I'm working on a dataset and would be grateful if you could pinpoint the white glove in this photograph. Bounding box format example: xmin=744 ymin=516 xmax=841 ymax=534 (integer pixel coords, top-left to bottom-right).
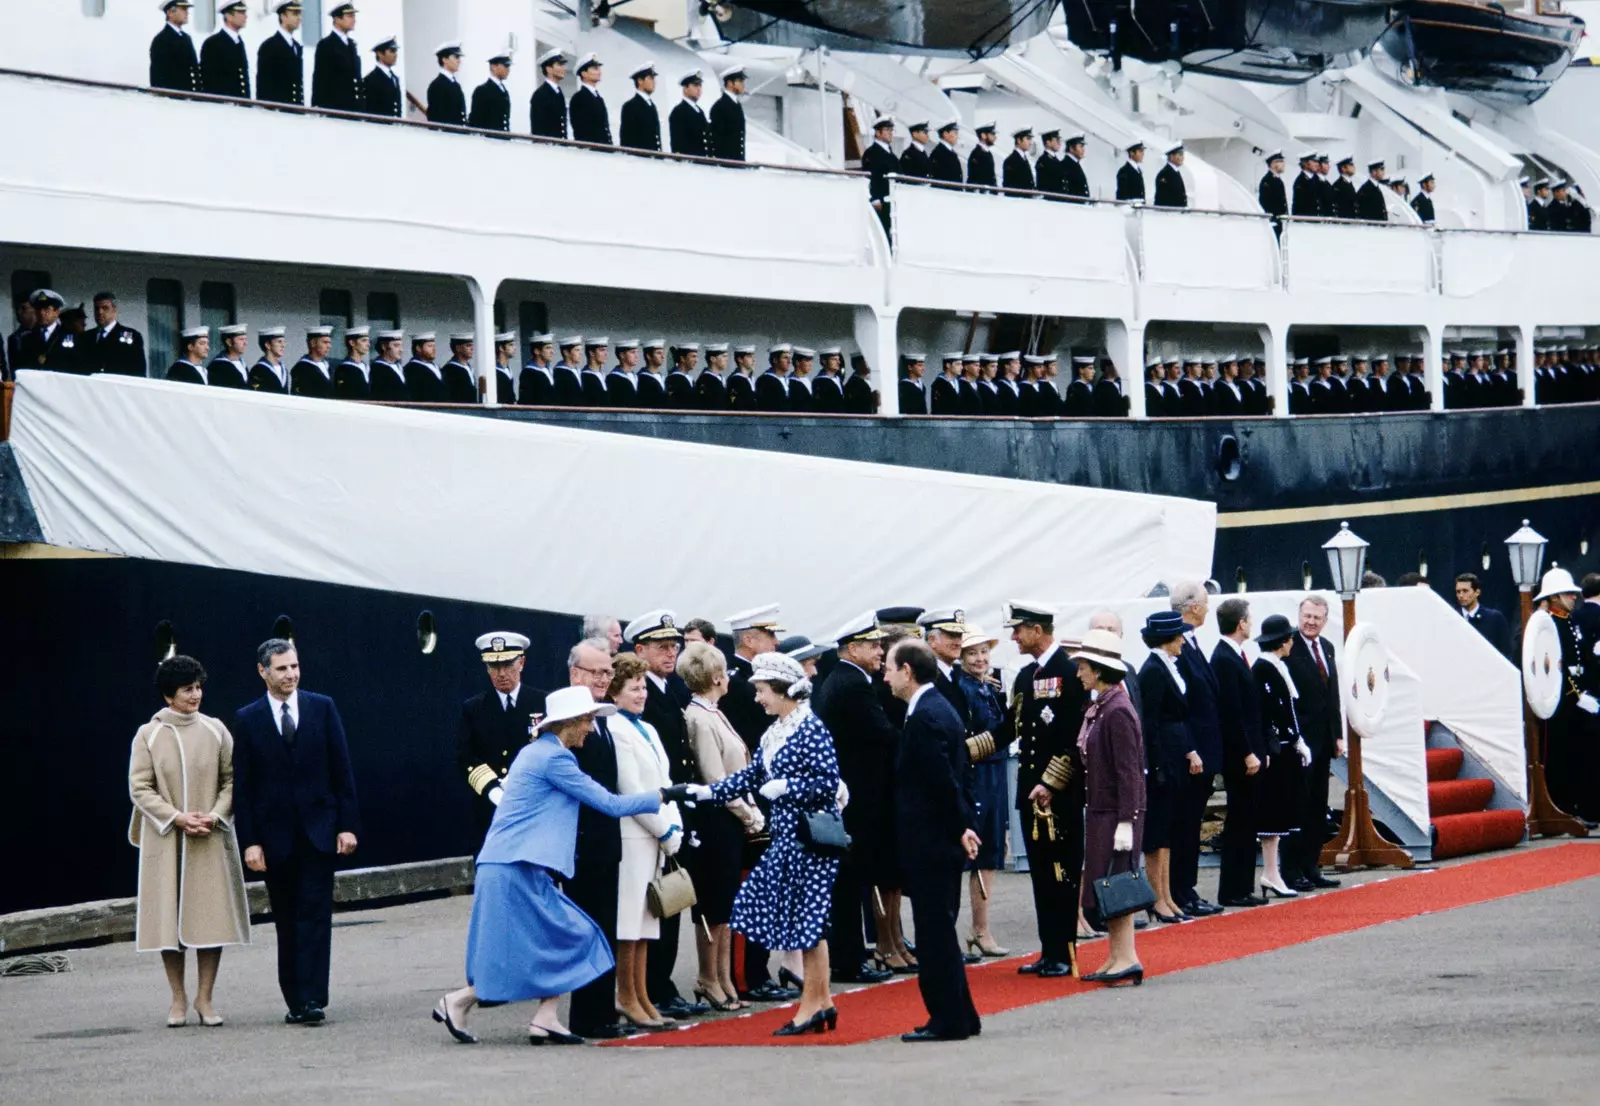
xmin=836 ymin=780 xmax=851 ymax=811
xmin=758 ymin=778 xmax=789 ymax=800
xmin=1295 ymin=739 xmax=1312 ymax=767
xmin=686 ymin=783 xmax=713 ymax=802
xmin=1578 ymin=693 xmax=1600 ymax=715
xmin=1112 ymin=821 xmax=1134 ymax=853
xmin=487 ymin=786 xmax=504 ymax=807
xmin=661 ymin=828 xmax=682 ymax=857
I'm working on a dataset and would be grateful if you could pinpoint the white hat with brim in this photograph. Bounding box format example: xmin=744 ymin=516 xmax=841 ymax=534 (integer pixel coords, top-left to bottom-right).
xmin=537 ymin=686 xmax=616 ymax=731
xmin=1068 ymin=628 xmax=1128 ymax=673
xmin=959 ymin=627 xmax=1000 ymax=652
xmin=1535 ymin=567 xmax=1580 ymax=602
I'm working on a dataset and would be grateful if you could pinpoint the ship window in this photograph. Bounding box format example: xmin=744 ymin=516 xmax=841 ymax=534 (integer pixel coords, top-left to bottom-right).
xmin=366 ymin=292 xmax=400 ymax=330
xmin=11 ymin=269 xmax=51 ymax=307
xmin=1418 ymin=551 xmax=1428 ymax=579
xmin=1481 ymin=542 xmax=1492 ymax=572
xmin=272 ymin=615 xmax=295 ymax=642
xmin=146 ymin=278 xmax=184 ymax=380
xmin=1215 ymin=434 xmax=1242 ymax=481
xmin=155 ymin=620 xmax=177 ymax=661
xmin=200 ymin=281 xmax=236 ymax=334
xmin=319 ymin=288 xmax=353 ymax=350
xmin=1235 ymin=567 xmax=1247 ymax=593
xmin=1302 ymin=561 xmax=1313 ymax=591
xmin=81 ymin=0 xmax=107 ymax=16
xmin=519 ymin=301 xmax=549 ymax=343
xmin=417 ymin=611 xmax=438 ymax=655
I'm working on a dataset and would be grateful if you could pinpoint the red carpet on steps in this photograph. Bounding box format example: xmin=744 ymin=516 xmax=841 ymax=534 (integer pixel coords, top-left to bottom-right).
xmin=1426 ymin=747 xmax=1464 ymax=781
xmin=609 ymin=844 xmax=1600 ymax=1048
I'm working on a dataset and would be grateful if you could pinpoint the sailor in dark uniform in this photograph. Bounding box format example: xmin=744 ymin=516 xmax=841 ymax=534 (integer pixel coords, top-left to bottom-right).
xmin=468 ymin=50 xmax=514 ymax=132
xmin=1258 ymin=151 xmax=1288 ymax=223
xmin=1357 ymin=161 xmax=1389 ymax=222
xmin=958 ymin=354 xmax=983 ymax=415
xmin=710 ymin=65 xmax=747 ymax=161
xmin=330 ymin=325 xmax=371 ymax=399
xmin=457 ymin=632 xmax=546 ymax=845
xmin=150 ymin=2 xmax=201 ymax=93
xmin=1287 ymin=358 xmax=1312 ymax=414
xmin=201 ymin=2 xmax=251 ymax=99
xmin=1017 ymin=355 xmax=1046 ymax=416
xmin=1550 ymin=181 xmax=1578 ymax=232
xmin=491 ymin=332 xmax=517 ymax=403
xmin=931 ymin=353 xmax=964 ymax=414
xmin=1242 ymin=357 xmax=1271 ymax=414
xmin=1002 ymin=127 xmax=1035 ymax=192
xmin=579 ymin=337 xmax=611 ymax=406
xmin=1329 ymin=354 xmax=1354 ymax=412
xmin=530 ymin=49 xmax=568 ymax=139
xmin=665 ymin=342 xmax=697 ymax=409
xmin=1061 ymin=134 xmax=1091 ymax=200
xmin=844 ymin=353 xmax=876 ymax=414
xmin=899 ymin=351 xmax=928 ymax=414
xmin=967 ymin=122 xmax=998 ymax=189
xmin=256 ymin=1 xmax=305 ymax=107
xmin=166 ymin=326 xmax=211 ymax=384
xmin=669 ymin=69 xmax=713 ymax=157
xmin=428 ymin=43 xmax=467 ymax=126
xmin=1062 ymin=356 xmax=1095 ymax=416
xmin=756 ymin=343 xmax=792 ymax=412
xmin=726 ymin=344 xmax=758 ymax=411
xmin=1331 ymin=156 xmax=1357 ymax=219
xmin=363 ymin=35 xmax=403 ymax=118
xmin=1154 ymin=143 xmax=1188 ymax=208
xmin=1000 ymin=601 xmax=1088 ymax=978
xmin=553 ymin=335 xmax=585 ymax=405
xmin=369 ymin=329 xmax=408 ymax=400
xmin=811 ymin=347 xmax=845 ymax=413
xmin=690 ymin=343 xmax=726 ymax=410
xmin=929 ymin=120 xmax=964 ymax=185
xmin=993 ymin=352 xmax=1021 ymax=416
xmin=290 ymin=325 xmax=335 ymax=398
xmin=1116 ymin=142 xmax=1146 ymax=202
xmin=442 ymin=334 xmax=478 ymax=403
xmin=311 ymin=3 xmax=364 ymax=114
xmin=1165 ymin=359 xmax=1187 ymax=414
xmin=569 ymin=53 xmax=612 ymax=145
xmin=519 ymin=332 xmax=556 ymax=405
xmin=249 ymin=325 xmax=289 ymax=393
xmin=635 ymin=339 xmax=668 ymax=408
xmin=1314 ymin=153 xmax=1336 ymax=215
xmin=404 ymin=332 xmax=447 ymax=403
xmin=863 ymin=115 xmax=898 ymax=235
xmin=788 ymin=348 xmax=816 ymax=413
xmin=607 ymin=339 xmax=641 ymax=407
xmin=1034 ymin=129 xmax=1065 ymax=197
xmin=81 ymin=292 xmax=146 ymax=376
xmin=207 ymin=323 xmax=250 ymax=389
xmin=899 ymin=121 xmax=932 ymax=179
xmin=1093 ymin=359 xmax=1127 ymax=417
xmin=1307 ymin=356 xmax=1334 ymax=413
xmin=619 ymin=61 xmax=662 ymax=152
xmin=1210 ymin=357 xmax=1245 ymax=415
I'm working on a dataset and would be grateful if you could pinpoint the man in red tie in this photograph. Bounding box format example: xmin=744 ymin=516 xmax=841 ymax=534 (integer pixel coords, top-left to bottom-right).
xmin=1283 ymin=596 xmax=1345 ymax=891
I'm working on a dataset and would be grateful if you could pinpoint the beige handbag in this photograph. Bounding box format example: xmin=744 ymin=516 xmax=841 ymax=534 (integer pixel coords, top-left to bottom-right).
xmin=646 ymin=857 xmax=697 ymax=919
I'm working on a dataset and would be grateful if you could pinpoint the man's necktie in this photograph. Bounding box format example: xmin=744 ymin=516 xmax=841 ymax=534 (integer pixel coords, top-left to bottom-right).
xmin=1314 ymin=641 xmax=1328 ymax=682
xmin=281 ymin=702 xmax=297 ymax=747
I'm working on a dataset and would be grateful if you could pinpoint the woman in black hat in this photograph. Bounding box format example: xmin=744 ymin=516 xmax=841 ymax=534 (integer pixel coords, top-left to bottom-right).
xmin=1252 ymin=614 xmax=1311 ymax=898
xmin=1137 ymin=610 xmax=1202 ymax=923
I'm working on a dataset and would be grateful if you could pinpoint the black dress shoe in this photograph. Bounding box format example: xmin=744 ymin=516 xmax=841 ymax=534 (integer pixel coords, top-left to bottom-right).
xmin=1288 ymin=877 xmax=1318 ymax=893
xmin=962 ymin=951 xmax=982 ymax=965
xmin=284 ymin=1009 xmax=308 ymax=1025
xmin=1219 ymin=894 xmax=1267 ymax=908
xmin=1307 ymin=873 xmax=1342 ymax=888
xmin=742 ymin=981 xmax=800 ymax=1002
xmin=901 ymin=1027 xmax=968 ymax=1043
xmin=574 ymin=1022 xmax=639 ymax=1040
xmin=285 ymin=1005 xmax=325 ymax=1025
xmin=1036 ymin=960 xmax=1073 ymax=978
xmin=833 ymin=961 xmax=893 ymax=985
xmin=1016 ymin=958 xmax=1047 ymax=975
xmin=656 ymin=997 xmax=708 ymax=1019
xmin=777 ymin=967 xmax=805 ymax=990
xmin=528 ymin=1026 xmax=586 ymax=1045
xmin=1132 ymin=915 xmax=1149 ymax=930
xmin=1184 ymin=899 xmax=1224 ymax=917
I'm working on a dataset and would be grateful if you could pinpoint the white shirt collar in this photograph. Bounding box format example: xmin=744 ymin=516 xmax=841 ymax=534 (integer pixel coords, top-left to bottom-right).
xmin=906 ymin=682 xmax=934 ymax=718
xmin=638 ymin=92 xmax=654 ymax=105
xmin=1036 ymin=640 xmax=1060 ymax=669
xmin=1221 ymin=635 xmax=1246 ymax=656
xmin=1157 ymin=648 xmax=1187 ymax=692
xmin=546 ymin=76 xmax=562 ymax=90
xmin=376 ymin=62 xmax=394 ymax=77
xmin=646 ymin=671 xmax=668 ymax=693
xmin=492 ymin=77 xmax=506 ymax=90
xmin=333 ymin=29 xmax=351 ymax=44
xmin=268 ymin=689 xmax=300 ymax=729
xmin=279 ymin=28 xmax=298 ymax=46
xmin=223 ymin=27 xmax=242 ymax=44
xmin=936 ymin=658 xmax=953 ymax=680
xmin=501 ymin=683 xmax=522 ymax=708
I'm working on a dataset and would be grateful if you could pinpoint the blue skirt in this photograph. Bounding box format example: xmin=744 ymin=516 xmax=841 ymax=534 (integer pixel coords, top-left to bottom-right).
xmin=966 ymin=757 xmax=1011 ymax=871
xmin=465 ymin=862 xmax=614 ymax=1004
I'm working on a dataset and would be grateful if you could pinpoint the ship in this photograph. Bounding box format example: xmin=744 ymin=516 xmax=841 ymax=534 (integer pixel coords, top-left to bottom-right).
xmin=0 ymin=0 xmax=1596 ymax=914
xmin=1377 ymin=0 xmax=1586 ymax=105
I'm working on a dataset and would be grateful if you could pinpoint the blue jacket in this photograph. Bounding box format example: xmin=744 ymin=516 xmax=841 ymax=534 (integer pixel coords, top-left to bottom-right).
xmin=477 ymin=733 xmax=660 ymax=878
xmin=233 ymin=691 xmax=361 ymax=865
xmin=1177 ymin=638 xmax=1224 ymax=772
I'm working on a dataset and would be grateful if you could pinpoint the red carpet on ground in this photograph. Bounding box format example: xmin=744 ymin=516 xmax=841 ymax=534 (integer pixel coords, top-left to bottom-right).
xmin=609 ymin=843 xmax=1600 ymax=1048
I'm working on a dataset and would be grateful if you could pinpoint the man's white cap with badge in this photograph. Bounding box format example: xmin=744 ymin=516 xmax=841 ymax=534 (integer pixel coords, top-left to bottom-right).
xmin=476 ymin=631 xmax=530 ymax=663
xmin=831 ymin=611 xmax=887 ymax=646
xmin=1002 ymin=600 xmax=1057 ymax=627
xmin=727 ymin=604 xmax=784 ymax=634
xmin=917 ymin=607 xmax=969 ymax=635
xmin=623 ymin=610 xmax=684 ymax=644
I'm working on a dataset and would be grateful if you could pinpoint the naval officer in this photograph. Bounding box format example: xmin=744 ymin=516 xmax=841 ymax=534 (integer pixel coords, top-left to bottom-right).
xmin=620 ymin=61 xmax=663 ymax=152
xmin=670 ymin=70 xmax=714 ymax=157
xmin=150 ymin=1 xmax=202 ymax=94
xmin=363 ymin=35 xmax=402 ymax=118
xmin=967 ymin=122 xmax=999 ymax=188
xmin=530 ymin=49 xmax=569 ymax=139
xmin=711 ymin=65 xmax=747 ymax=162
xmin=311 ymin=3 xmax=364 ymax=114
xmin=1116 ymin=142 xmax=1146 ymax=202
xmin=1003 ymin=127 xmax=1035 ymax=191
xmin=201 ymin=2 xmax=252 ymax=100
xmin=468 ymin=49 xmax=514 ymax=132
xmin=570 ymin=53 xmax=613 ymax=146
xmin=457 ymin=632 xmax=546 ymax=844
xmin=862 ymin=116 xmax=899 ymax=234
xmin=256 ymin=2 xmax=305 ymax=107
xmin=428 ymin=43 xmax=467 ymax=126
xmin=1154 ymin=144 xmax=1187 ymax=208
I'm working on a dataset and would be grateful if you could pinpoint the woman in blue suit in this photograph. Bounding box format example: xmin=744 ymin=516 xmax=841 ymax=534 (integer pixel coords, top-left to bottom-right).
xmin=434 ymin=687 xmax=678 ymax=1046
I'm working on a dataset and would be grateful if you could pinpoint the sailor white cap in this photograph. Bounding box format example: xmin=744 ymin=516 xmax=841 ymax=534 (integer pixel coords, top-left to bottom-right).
xmin=794 ymin=346 xmax=816 ymax=359
xmin=306 ymin=325 xmax=332 ymax=337
xmin=529 ymin=332 xmax=554 ymax=344
xmin=1147 ymin=357 xmax=1163 ymax=368
xmin=558 ymin=334 xmax=584 ymax=347
xmin=872 ymin=114 xmax=894 ymax=129
xmin=1166 ymin=143 xmax=1185 ymax=155
xmin=1072 ymin=355 xmax=1096 ymax=364
xmin=1024 ymin=355 xmax=1047 ymax=365
xmin=180 ymin=325 xmax=209 ymax=339
xmin=734 ymin=344 xmax=756 ymax=354
xmin=770 ymin=342 xmax=793 ymax=354
xmin=1000 ymin=350 xmax=1021 ymax=360
xmin=494 ymin=331 xmax=516 ymax=343
xmin=585 ymin=335 xmax=610 ymax=347
xmin=448 ymin=332 xmax=474 ymax=343
xmin=435 ymin=41 xmax=463 ymax=59
xmin=680 ymin=69 xmax=705 ymax=86
xmin=944 ymin=351 xmax=964 ymax=362
xmin=1002 ymin=600 xmax=1056 ymax=628
xmin=218 ymin=323 xmax=247 ymax=337
xmin=259 ymin=325 xmax=286 ymax=339
xmin=376 ymin=328 xmax=404 ymax=340
xmin=537 ymin=47 xmax=566 ymax=66
xmin=488 ymin=49 xmax=514 ymax=66
xmin=345 ymin=325 xmax=370 ymax=338
xmin=615 ymin=338 xmax=640 ymax=350
xmin=903 ymin=350 xmax=926 ymax=361
xmin=642 ymin=337 xmax=665 ymax=350
xmin=675 ymin=341 xmax=701 ymax=352
xmin=720 ymin=62 xmax=747 ymax=81
xmin=624 ymin=609 xmax=684 ymax=643
xmin=576 ymin=52 xmax=601 ymax=72
xmin=705 ymin=342 xmax=729 ymax=353
xmin=372 ymin=34 xmax=398 ymax=53
xmin=630 ymin=59 xmax=658 ymax=80
xmin=938 ymin=119 xmax=960 ymax=133
xmin=727 ymin=604 xmax=784 ymax=634
xmin=476 ymin=631 xmax=529 ymax=662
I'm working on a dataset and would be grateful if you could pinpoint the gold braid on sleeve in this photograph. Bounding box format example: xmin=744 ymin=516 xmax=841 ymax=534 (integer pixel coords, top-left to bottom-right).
xmin=467 ymin=764 xmax=498 ymax=796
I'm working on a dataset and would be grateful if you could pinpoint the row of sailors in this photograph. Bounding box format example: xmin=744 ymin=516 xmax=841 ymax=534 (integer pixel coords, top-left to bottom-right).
xmin=1533 ymin=347 xmax=1600 ymax=405
xmin=908 ymin=352 xmax=1129 ymax=418
xmin=149 ymin=2 xmax=752 ymax=162
xmin=1144 ymin=357 xmax=1273 ymax=417
xmin=1286 ymin=355 xmax=1431 ymax=415
xmin=1523 ymin=179 xmax=1594 ymax=234
xmin=1259 ymin=152 xmax=1420 ymax=224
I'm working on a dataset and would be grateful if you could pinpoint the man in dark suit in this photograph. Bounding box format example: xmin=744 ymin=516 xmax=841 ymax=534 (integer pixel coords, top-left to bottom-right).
xmin=1154 ymin=144 xmax=1188 ymax=207
xmin=570 ymin=53 xmax=612 ymax=145
xmin=1170 ymin=582 xmax=1224 ymax=917
xmin=862 ymin=116 xmax=899 ymax=235
xmin=844 ymin=354 xmax=876 ymax=414
xmin=1454 ymin=573 xmax=1513 ymax=659
xmin=427 ymin=43 xmax=467 ymax=126
xmin=1211 ymin=598 xmax=1267 ymax=906
xmin=1412 ymin=173 xmax=1437 ymax=224
xmin=967 ymin=123 xmax=998 ymax=188
xmin=18 ymin=289 xmax=77 ymax=373
xmin=619 ymin=62 xmax=662 ymax=152
xmin=331 ymin=325 xmax=370 ymax=400
xmin=201 ymin=3 xmax=251 ymax=99
xmin=467 ymin=51 xmax=513 ymax=132
xmin=669 ymin=70 xmax=713 ymax=157
xmin=929 ymin=121 xmax=964 ymax=185
xmin=898 ymin=121 xmax=932 ymax=180
xmin=363 ymin=35 xmax=402 ymax=118
xmin=1291 ymin=152 xmax=1321 ymax=217
xmin=456 ymin=632 xmax=545 ymax=844
xmin=80 ymin=292 xmax=146 ymax=376
xmin=257 ymin=1 xmax=305 ymax=106
xmin=233 ymin=639 xmax=360 ymax=1025
xmin=710 ymin=66 xmax=747 ymax=161
xmin=1116 ymin=142 xmax=1146 ymax=201
xmin=885 ymin=638 xmax=982 ymax=1042
xmin=1285 ymin=596 xmax=1343 ymax=891
xmin=1357 ymin=161 xmax=1389 ymax=222
xmin=1034 ymin=130 xmax=1065 ymax=196
xmin=150 ymin=1 xmax=201 ymax=93
xmin=1002 ymin=128 xmax=1035 ymax=192
xmin=530 ymin=49 xmax=568 ymax=139
xmin=311 ymin=3 xmax=364 ymax=113
xmin=1331 ymin=156 xmax=1357 ymax=219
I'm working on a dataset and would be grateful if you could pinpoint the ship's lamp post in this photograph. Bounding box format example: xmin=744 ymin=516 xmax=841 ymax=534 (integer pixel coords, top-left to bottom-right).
xmin=1319 ymin=522 xmax=1414 ymax=870
xmin=1505 ymin=519 xmax=1587 ymax=839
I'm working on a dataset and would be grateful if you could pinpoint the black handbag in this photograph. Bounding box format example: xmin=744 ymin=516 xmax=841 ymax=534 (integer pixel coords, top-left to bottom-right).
xmin=1091 ymin=857 xmax=1156 ymax=920
xmin=798 ymin=808 xmax=852 ymax=857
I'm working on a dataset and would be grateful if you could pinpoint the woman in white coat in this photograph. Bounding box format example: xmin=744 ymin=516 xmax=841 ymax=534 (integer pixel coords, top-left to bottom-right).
xmin=607 ymin=654 xmax=684 ymax=1029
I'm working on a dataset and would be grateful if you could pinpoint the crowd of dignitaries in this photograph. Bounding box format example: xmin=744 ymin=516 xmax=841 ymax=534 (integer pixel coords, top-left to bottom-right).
xmin=148 ymin=2 xmax=752 ymax=164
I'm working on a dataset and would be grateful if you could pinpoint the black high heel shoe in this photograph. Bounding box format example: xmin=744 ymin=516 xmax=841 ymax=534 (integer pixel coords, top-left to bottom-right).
xmin=528 ymin=1025 xmax=586 ymax=1045
xmin=1146 ymin=908 xmax=1190 ymax=924
xmin=824 ymin=1006 xmax=838 ymax=1032
xmin=773 ymin=1010 xmax=828 ymax=1037
xmin=432 ymin=1000 xmax=477 ymax=1045
xmin=1097 ymin=964 xmax=1144 ymax=987
xmin=693 ymin=986 xmax=735 ymax=1013
xmin=778 ymin=966 xmax=805 ymax=990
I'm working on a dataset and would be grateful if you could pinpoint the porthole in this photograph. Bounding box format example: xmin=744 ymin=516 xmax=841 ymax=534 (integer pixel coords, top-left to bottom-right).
xmin=1418 ymin=551 xmax=1428 ymax=579
xmin=1216 ymin=434 xmax=1242 ymax=482
xmin=154 ymin=620 xmax=176 ymax=661
xmin=418 ymin=611 xmax=438 ymax=655
xmin=1234 ymin=567 xmax=1247 ymax=593
xmin=1480 ymin=542 xmax=1491 ymax=572
xmin=1301 ymin=561 xmax=1313 ymax=591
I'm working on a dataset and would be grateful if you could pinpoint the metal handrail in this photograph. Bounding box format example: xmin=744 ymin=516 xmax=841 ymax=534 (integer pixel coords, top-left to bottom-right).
xmin=887 ymin=174 xmax=1274 ymax=219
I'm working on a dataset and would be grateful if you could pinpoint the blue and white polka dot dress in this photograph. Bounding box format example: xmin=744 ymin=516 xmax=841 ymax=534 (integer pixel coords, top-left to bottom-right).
xmin=709 ymin=706 xmax=842 ymax=952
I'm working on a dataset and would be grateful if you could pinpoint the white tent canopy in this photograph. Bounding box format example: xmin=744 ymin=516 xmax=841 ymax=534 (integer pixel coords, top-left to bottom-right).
xmin=10 ymin=372 xmax=1217 ymax=639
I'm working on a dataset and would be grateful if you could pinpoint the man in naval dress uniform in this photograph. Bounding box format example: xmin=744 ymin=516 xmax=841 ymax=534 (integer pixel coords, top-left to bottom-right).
xmin=201 ymin=2 xmax=251 ymax=99
xmin=290 ymin=325 xmax=335 ymax=398
xmin=1259 ymin=151 xmax=1288 ymax=226
xmin=710 ymin=65 xmax=747 ymax=161
xmin=605 ymin=340 xmax=641 ymax=407
xmin=967 ymin=123 xmax=999 ymax=188
xmin=1291 ymin=152 xmax=1321 ymax=217
xmin=1357 ymin=161 xmax=1389 ymax=222
xmin=81 ymin=292 xmax=147 ymax=377
xmin=788 ymin=348 xmax=816 ymax=412
xmin=1002 ymin=128 xmax=1035 ymax=192
xmin=1063 ymin=357 xmax=1096 ymax=416
xmin=404 ymin=333 xmax=448 ymax=403
xmin=311 ymin=3 xmax=364 ymax=113
xmin=694 ymin=343 xmax=730 ymax=410
xmin=669 ymin=70 xmax=714 ymax=157
xmin=1412 ymin=173 xmax=1437 ymax=224
xmin=530 ymin=49 xmax=569 ymax=139
xmin=580 ymin=339 xmax=610 ymax=406
xmin=150 ymin=1 xmax=201 ymax=93
xmin=249 ymin=326 xmax=290 ymax=393
xmin=1115 ymin=142 xmax=1147 ymax=201
xmin=931 ymin=354 xmax=964 ymax=415
xmin=899 ymin=121 xmax=932 ymax=180
xmin=207 ymin=323 xmax=250 ymax=389
xmin=428 ymin=43 xmax=467 ymax=126
xmin=256 ymin=2 xmax=305 ymax=107
xmin=570 ymin=53 xmax=612 ymax=146
xmin=1061 ymin=135 xmax=1091 ymax=200
xmin=368 ymin=329 xmax=408 ymax=401
xmin=551 ymin=336 xmax=584 ymax=405
xmin=929 ymin=121 xmax=964 ymax=185
xmin=665 ymin=344 xmax=698 ymax=409
xmin=844 ymin=354 xmax=876 ymax=414
xmin=620 ymin=62 xmax=663 ymax=152
xmin=635 ymin=340 xmax=668 ymax=408
xmin=862 ymin=116 xmax=899 ymax=236
xmin=490 ymin=334 xmax=517 ymax=403
xmin=725 ymin=345 xmax=758 ymax=411
xmin=756 ymin=344 xmax=792 ymax=412
xmin=457 ymin=632 xmax=546 ymax=846
xmin=519 ymin=333 xmax=557 ymax=405
xmin=1034 ymin=130 xmax=1065 ymax=197
xmin=442 ymin=334 xmax=478 ymax=403
xmin=1154 ymin=144 xmax=1188 ymax=207
xmin=813 ymin=347 xmax=846 ymax=413
xmin=899 ymin=352 xmax=928 ymax=414
xmin=332 ymin=325 xmax=371 ymax=400
xmin=468 ymin=50 xmax=514 ymax=132
xmin=165 ymin=326 xmax=211 ymax=384
xmin=363 ymin=35 xmax=402 ymax=118
xmin=1094 ymin=358 xmax=1128 ymax=417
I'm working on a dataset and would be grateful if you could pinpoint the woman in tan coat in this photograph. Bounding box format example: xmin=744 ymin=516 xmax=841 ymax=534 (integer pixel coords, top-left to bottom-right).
xmin=129 ymin=655 xmax=251 ymax=1027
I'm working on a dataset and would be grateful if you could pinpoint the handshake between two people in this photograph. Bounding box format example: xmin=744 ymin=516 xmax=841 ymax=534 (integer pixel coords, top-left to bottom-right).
xmin=659 ymin=780 xmax=787 ymax=805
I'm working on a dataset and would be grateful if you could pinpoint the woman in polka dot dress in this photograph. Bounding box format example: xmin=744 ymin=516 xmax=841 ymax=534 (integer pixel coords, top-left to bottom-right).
xmin=688 ymin=652 xmax=843 ymax=1036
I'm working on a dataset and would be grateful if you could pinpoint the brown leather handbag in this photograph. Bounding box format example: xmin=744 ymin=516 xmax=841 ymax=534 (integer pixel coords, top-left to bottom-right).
xmin=646 ymin=857 xmax=697 ymax=919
